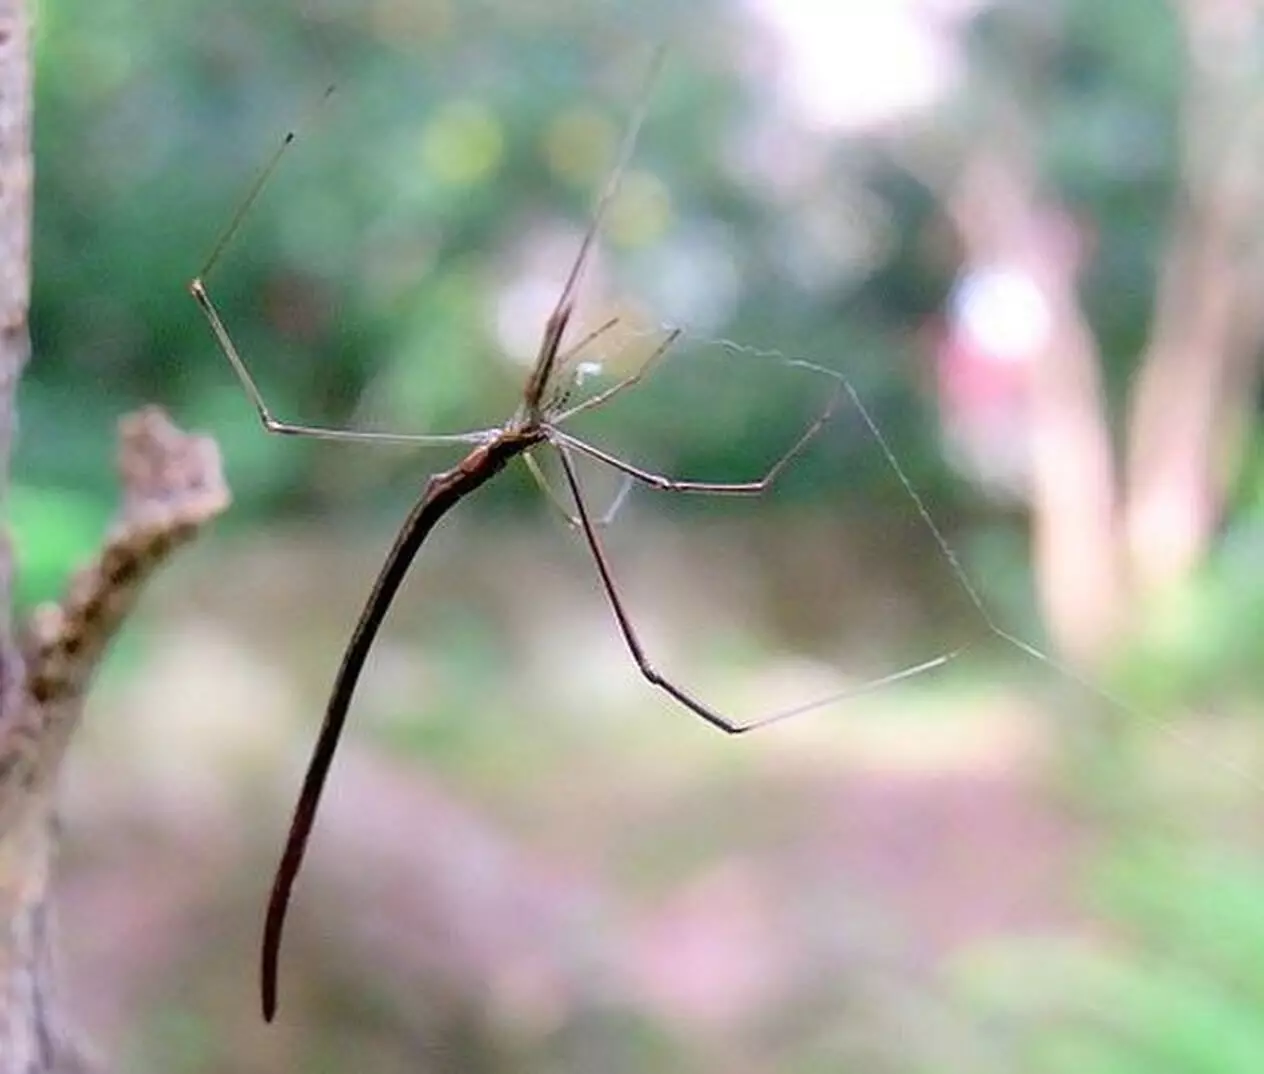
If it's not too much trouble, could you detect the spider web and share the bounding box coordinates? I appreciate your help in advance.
[527,313,1257,786]
[187,46,1258,791]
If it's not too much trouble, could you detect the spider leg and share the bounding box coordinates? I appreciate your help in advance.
[190,280,496,446]
[196,84,336,284]
[524,449,633,529]
[523,46,667,413]
[549,374,844,495]
[189,87,493,447]
[549,326,683,424]
[552,443,961,734]
[535,316,623,415]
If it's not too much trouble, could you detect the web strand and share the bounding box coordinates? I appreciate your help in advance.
[646,331,1261,791]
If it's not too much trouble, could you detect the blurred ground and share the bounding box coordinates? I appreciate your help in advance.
[55,513,1098,1073]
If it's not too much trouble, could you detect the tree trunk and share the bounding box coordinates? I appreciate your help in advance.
[0,4,230,1069]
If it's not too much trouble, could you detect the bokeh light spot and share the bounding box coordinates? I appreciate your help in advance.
[543,105,618,187]
[422,99,505,186]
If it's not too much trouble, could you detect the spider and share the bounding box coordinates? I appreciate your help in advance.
[189,48,958,1021]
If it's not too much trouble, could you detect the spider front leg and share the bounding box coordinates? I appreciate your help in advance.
[189,88,495,449]
[189,278,496,447]
[553,445,961,735]
[548,372,844,496]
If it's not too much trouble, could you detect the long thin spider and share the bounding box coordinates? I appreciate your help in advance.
[190,49,959,1023]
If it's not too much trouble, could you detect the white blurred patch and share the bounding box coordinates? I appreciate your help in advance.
[575,360,604,384]
[950,266,1051,363]
[747,0,989,132]
[497,272,568,366]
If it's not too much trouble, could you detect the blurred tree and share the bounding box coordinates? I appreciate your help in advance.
[935,2,1258,667]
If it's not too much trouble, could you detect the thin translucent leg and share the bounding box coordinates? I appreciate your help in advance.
[197,85,337,283]
[553,445,961,734]
[534,316,623,414]
[524,449,633,528]
[189,279,496,446]
[549,378,844,495]
[549,326,683,423]
[558,316,622,372]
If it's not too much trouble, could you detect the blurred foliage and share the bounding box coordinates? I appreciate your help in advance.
[23,0,1202,513]
[1120,509,1264,705]
[31,0,920,518]
[962,844,1264,1074]
[23,0,1262,674]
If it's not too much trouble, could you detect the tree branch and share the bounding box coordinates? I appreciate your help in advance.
[0,410,229,1072]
